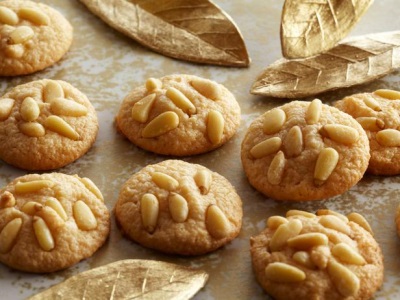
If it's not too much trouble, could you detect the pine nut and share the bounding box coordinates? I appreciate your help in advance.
[347,212,373,235]
[205,204,231,239]
[320,124,359,145]
[131,93,156,123]
[21,201,43,215]
[152,172,179,191]
[191,78,220,100]
[142,111,179,138]
[15,180,54,193]
[374,89,400,100]
[319,215,350,235]
[51,98,88,117]
[168,193,189,223]
[19,7,49,26]
[33,216,54,251]
[332,243,366,265]
[4,44,24,58]
[310,245,331,269]
[267,216,288,230]
[305,99,322,124]
[363,97,381,111]
[36,206,65,230]
[263,108,286,135]
[145,78,162,91]
[78,177,104,202]
[356,117,385,131]
[317,209,348,222]
[207,110,224,144]
[45,198,68,221]
[283,126,303,157]
[287,233,329,249]
[0,98,15,121]
[286,210,316,218]
[292,251,315,269]
[269,219,302,252]
[19,122,45,137]
[265,262,306,283]
[194,170,212,195]
[140,194,159,233]
[43,81,64,103]
[376,129,400,147]
[20,97,40,122]
[166,87,196,115]
[0,218,22,254]
[44,115,80,140]
[314,148,339,186]
[267,151,285,185]
[250,137,282,159]
[0,7,19,25]
[9,26,34,44]
[73,201,97,231]
[0,191,15,209]
[327,259,360,297]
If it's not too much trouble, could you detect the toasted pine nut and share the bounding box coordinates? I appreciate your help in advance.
[376,129,400,147]
[43,81,64,103]
[286,210,316,218]
[21,201,43,215]
[73,201,97,231]
[269,219,302,252]
[44,115,80,140]
[191,78,220,100]
[267,151,285,185]
[347,212,373,235]
[319,215,350,234]
[78,177,104,202]
[374,89,400,100]
[283,126,303,157]
[194,170,212,195]
[152,172,179,191]
[356,117,385,131]
[314,148,339,186]
[207,110,224,144]
[267,216,288,230]
[145,78,162,91]
[20,97,40,122]
[45,198,68,221]
[327,259,360,297]
[287,233,329,249]
[140,194,159,233]
[263,109,286,135]
[9,26,34,44]
[332,243,366,265]
[0,218,22,254]
[131,94,156,123]
[15,180,54,193]
[166,87,196,115]
[33,216,54,251]
[0,98,15,121]
[265,262,306,283]
[168,193,189,223]
[205,204,231,239]
[19,7,49,25]
[142,111,179,138]
[250,137,281,159]
[51,98,88,117]
[19,122,45,137]
[305,99,322,124]
[0,7,19,25]
[320,124,359,145]
[0,191,15,209]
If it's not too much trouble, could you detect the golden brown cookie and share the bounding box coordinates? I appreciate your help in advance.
[0,173,110,273]
[335,89,400,175]
[115,160,242,255]
[0,79,98,170]
[116,74,241,156]
[250,210,383,300]
[0,1,73,76]
[396,204,400,238]
[241,100,370,201]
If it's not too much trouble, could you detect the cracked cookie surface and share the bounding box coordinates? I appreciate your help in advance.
[241,100,370,201]
[115,160,242,255]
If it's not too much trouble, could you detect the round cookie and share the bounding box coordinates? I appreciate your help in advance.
[0,1,73,76]
[335,90,400,175]
[115,160,242,255]
[396,204,400,238]
[0,173,110,273]
[0,79,98,170]
[116,74,241,156]
[250,210,383,300]
[241,100,370,201]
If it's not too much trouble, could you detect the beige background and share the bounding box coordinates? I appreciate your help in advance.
[0,0,400,299]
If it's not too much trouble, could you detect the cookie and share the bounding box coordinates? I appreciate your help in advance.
[250,210,383,300]
[396,204,400,238]
[0,79,98,170]
[115,160,242,255]
[116,74,241,156]
[0,1,73,76]
[0,173,110,273]
[241,100,370,201]
[335,89,400,175]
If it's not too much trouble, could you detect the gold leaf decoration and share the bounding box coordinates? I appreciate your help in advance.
[281,0,374,58]
[251,31,400,99]
[79,0,250,67]
[28,260,209,300]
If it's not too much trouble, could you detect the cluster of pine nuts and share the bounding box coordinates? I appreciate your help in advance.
[0,81,87,139]
[131,77,225,145]
[0,176,103,253]
[262,210,373,297]
[139,169,231,239]
[0,6,49,58]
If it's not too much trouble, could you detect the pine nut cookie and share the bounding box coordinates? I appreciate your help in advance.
[115,160,242,255]
[0,79,98,170]
[0,173,110,273]
[241,100,370,201]
[116,74,241,156]
[396,204,400,238]
[250,210,383,300]
[0,0,73,76]
[335,90,400,175]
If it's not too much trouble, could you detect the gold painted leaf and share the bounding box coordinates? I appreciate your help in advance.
[79,0,250,67]
[281,0,374,58]
[28,259,209,300]
[251,31,400,99]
